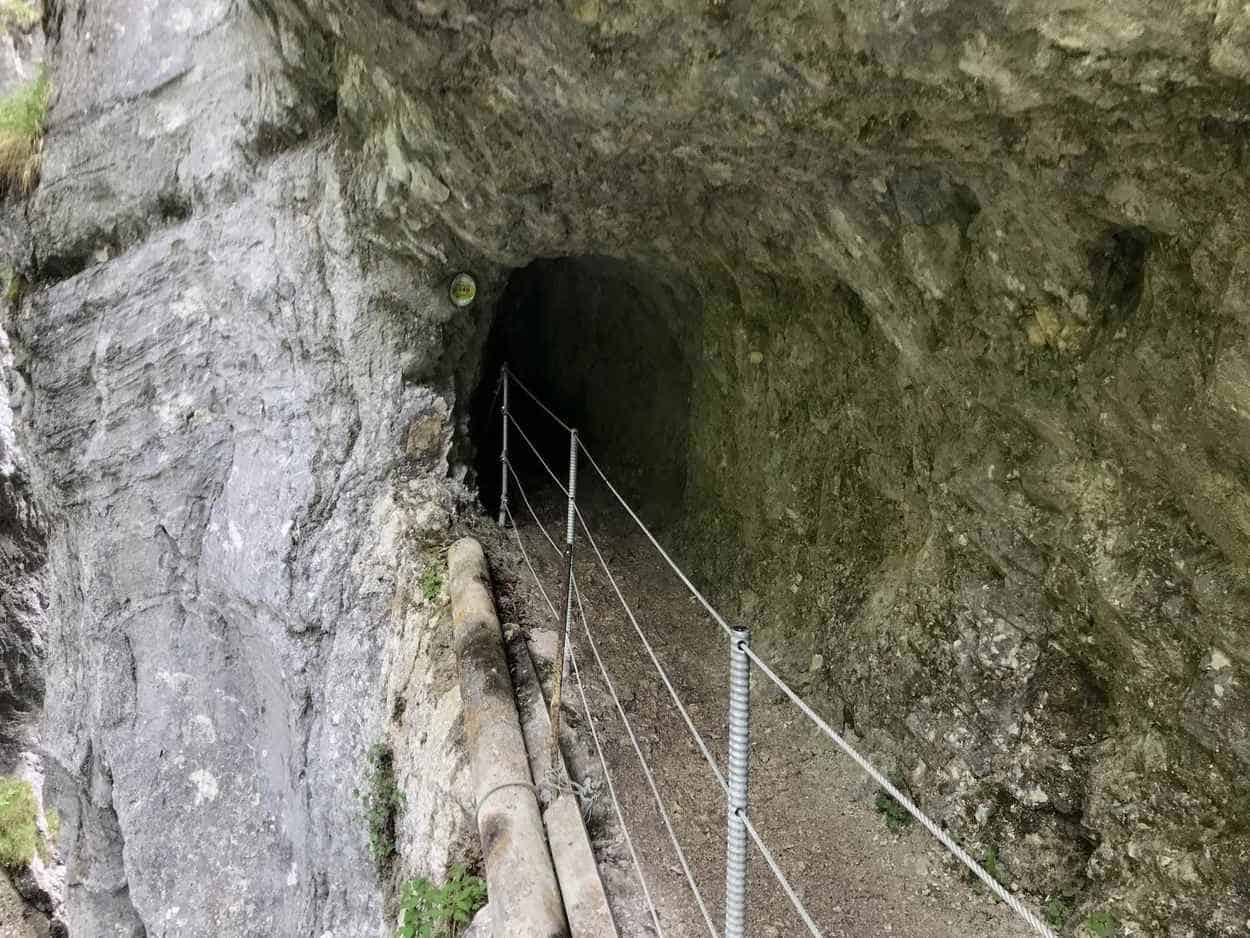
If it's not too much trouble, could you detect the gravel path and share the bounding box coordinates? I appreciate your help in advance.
[469,482,1043,938]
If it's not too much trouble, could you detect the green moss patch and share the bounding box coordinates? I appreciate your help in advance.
[420,562,444,603]
[365,743,404,872]
[0,776,39,869]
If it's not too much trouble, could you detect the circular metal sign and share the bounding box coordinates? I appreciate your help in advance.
[449,272,477,308]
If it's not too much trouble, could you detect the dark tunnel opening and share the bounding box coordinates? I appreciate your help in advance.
[470,257,702,528]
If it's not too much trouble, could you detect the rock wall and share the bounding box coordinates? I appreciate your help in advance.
[1,294,62,938]
[6,0,1249,935]
[1,6,63,934]
[11,1,494,935]
[0,309,45,758]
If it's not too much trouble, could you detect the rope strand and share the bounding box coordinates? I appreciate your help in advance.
[504,366,573,432]
[568,645,668,938]
[572,575,719,937]
[740,643,1056,937]
[506,459,561,555]
[506,413,571,497]
[574,504,729,795]
[576,439,734,640]
[503,502,667,937]
[740,813,824,937]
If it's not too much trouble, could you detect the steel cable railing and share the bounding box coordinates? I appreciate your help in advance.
[504,365,573,432]
[576,439,734,640]
[571,573,719,938]
[491,367,1058,938]
[506,459,561,556]
[507,412,570,497]
[739,813,823,937]
[510,451,825,937]
[506,462,716,936]
[568,642,667,938]
[737,641,1057,935]
[573,504,729,795]
[502,498,667,938]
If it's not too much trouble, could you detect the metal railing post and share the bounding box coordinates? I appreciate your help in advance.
[498,368,509,528]
[724,626,752,938]
[547,428,579,767]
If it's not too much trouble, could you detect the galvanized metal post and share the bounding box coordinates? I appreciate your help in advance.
[547,428,579,767]
[498,368,509,528]
[724,626,751,938]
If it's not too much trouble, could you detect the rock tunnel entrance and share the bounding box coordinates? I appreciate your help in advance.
[461,245,1148,928]
[471,257,702,525]
[467,257,905,641]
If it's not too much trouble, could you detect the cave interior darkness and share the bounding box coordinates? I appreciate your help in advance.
[471,256,703,529]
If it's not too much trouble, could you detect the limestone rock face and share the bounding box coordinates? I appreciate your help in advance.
[5,0,1250,936]
[0,14,55,933]
[0,2,45,745]
[13,2,486,936]
[0,321,45,741]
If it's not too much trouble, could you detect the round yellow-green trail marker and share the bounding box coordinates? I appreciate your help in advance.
[450,272,477,308]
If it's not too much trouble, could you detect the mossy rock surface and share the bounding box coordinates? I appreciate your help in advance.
[0,777,38,870]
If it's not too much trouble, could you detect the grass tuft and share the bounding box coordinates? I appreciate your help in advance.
[0,66,49,197]
[0,776,39,869]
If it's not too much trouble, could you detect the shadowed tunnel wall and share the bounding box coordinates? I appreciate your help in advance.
[473,256,701,523]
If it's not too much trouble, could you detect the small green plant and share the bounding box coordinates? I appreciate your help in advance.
[1,264,27,312]
[0,66,49,196]
[874,789,912,832]
[0,0,39,31]
[974,845,1013,903]
[420,563,444,603]
[365,743,404,871]
[1086,910,1121,937]
[982,845,1007,884]
[1044,895,1074,929]
[397,864,487,938]
[0,776,39,869]
[45,807,59,842]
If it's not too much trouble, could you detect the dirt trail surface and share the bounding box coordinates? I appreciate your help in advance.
[467,478,1042,938]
